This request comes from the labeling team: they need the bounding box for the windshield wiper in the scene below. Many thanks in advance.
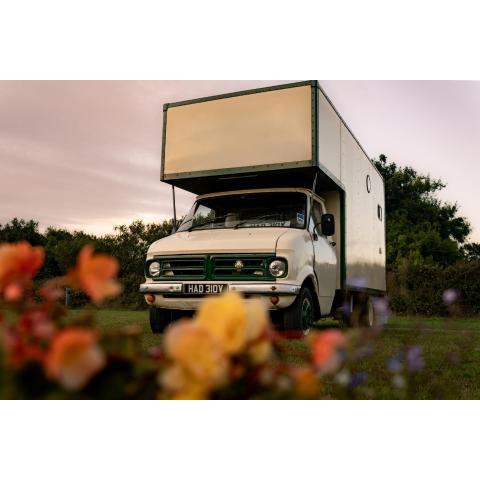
[187,214,229,232]
[233,214,281,229]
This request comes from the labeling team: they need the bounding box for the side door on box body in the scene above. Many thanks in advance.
[309,198,337,315]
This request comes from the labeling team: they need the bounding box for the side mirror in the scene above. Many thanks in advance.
[320,213,335,236]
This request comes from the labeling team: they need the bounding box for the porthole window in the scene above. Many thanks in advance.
[366,175,371,193]
[377,204,383,221]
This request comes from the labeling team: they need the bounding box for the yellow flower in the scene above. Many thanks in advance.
[195,292,249,354]
[245,297,273,364]
[164,321,228,388]
[160,365,209,400]
[245,297,270,341]
[248,339,273,365]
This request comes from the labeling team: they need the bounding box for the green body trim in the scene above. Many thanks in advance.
[340,190,346,289]
[164,80,316,110]
[163,160,314,181]
[146,254,287,281]
[346,286,387,295]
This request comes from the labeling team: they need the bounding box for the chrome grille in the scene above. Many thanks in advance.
[211,256,270,279]
[154,256,206,279]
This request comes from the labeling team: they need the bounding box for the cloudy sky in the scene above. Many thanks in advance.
[1,80,479,240]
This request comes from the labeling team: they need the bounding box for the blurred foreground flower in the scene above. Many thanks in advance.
[19,308,55,340]
[161,293,274,399]
[0,241,435,400]
[0,241,44,299]
[45,328,106,391]
[292,366,319,398]
[196,292,249,354]
[3,329,45,368]
[372,296,391,326]
[309,329,346,375]
[162,321,228,399]
[196,292,273,363]
[68,245,122,304]
[442,289,459,306]
[406,345,425,372]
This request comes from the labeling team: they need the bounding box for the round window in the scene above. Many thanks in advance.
[366,174,371,193]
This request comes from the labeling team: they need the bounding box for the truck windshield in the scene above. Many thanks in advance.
[177,192,307,232]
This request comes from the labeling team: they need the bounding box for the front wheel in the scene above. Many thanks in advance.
[281,287,316,337]
[149,307,172,333]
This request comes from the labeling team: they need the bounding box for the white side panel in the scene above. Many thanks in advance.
[318,92,341,179]
[340,124,386,291]
[164,86,312,176]
[323,191,342,289]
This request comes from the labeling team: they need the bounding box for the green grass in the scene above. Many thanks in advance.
[79,309,480,399]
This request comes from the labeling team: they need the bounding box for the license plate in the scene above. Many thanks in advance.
[183,283,227,295]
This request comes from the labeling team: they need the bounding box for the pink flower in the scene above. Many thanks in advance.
[442,289,459,306]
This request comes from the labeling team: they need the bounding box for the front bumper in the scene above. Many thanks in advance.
[139,282,300,310]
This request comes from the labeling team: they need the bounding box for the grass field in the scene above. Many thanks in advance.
[82,309,480,399]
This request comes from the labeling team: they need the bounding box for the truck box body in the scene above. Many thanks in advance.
[161,81,386,293]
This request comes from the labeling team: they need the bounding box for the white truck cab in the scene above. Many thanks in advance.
[140,81,386,334]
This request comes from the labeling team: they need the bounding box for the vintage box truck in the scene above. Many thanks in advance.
[140,81,386,334]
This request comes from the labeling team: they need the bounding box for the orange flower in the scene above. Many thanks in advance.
[45,328,106,390]
[68,245,122,304]
[309,329,346,375]
[293,366,320,398]
[0,241,44,296]
[4,283,23,302]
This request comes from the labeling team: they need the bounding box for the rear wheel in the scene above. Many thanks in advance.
[361,296,376,328]
[341,293,376,328]
[282,286,316,337]
[347,293,377,328]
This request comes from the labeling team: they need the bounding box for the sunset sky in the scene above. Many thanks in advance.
[1,80,480,240]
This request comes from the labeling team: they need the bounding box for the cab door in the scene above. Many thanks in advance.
[309,198,338,316]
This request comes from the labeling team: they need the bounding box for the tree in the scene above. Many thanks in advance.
[374,154,471,267]
[0,218,45,246]
[97,219,176,308]
[460,243,480,262]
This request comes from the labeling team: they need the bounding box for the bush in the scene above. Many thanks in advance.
[388,259,480,316]
[0,218,176,310]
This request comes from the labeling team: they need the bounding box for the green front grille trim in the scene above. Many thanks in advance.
[146,254,287,281]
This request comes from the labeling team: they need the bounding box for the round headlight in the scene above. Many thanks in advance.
[269,259,287,277]
[149,261,161,277]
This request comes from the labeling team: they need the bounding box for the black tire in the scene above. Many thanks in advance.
[343,293,376,328]
[360,295,376,328]
[281,286,316,337]
[149,308,194,333]
[149,307,172,333]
